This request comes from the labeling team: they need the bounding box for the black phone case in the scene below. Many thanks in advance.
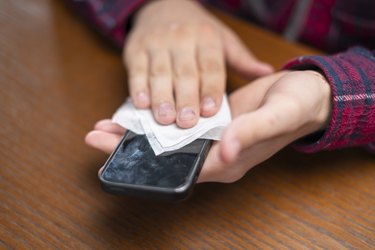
[98,131,212,201]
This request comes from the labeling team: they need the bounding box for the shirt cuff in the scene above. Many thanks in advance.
[65,0,146,48]
[283,46,375,153]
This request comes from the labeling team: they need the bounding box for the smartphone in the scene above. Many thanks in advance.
[99,130,212,201]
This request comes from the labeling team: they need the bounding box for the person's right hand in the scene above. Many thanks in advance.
[125,0,273,129]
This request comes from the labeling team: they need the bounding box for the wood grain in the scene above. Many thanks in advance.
[1,0,374,249]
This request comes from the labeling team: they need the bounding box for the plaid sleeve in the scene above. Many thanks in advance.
[283,47,375,153]
[64,0,146,48]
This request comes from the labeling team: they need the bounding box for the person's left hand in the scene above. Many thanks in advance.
[85,70,331,183]
[197,70,331,182]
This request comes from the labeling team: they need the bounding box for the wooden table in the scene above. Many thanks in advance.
[1,1,374,249]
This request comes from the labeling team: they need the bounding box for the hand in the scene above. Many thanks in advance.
[125,0,273,128]
[85,70,331,183]
[199,70,332,182]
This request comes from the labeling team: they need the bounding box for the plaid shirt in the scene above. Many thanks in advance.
[65,0,375,153]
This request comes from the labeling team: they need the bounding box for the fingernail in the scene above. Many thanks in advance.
[137,91,149,104]
[158,102,174,117]
[202,97,216,111]
[179,107,196,121]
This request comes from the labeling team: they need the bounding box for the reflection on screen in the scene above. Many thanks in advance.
[102,133,205,188]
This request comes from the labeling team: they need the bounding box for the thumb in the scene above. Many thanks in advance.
[222,29,273,78]
[220,98,297,163]
[219,113,267,164]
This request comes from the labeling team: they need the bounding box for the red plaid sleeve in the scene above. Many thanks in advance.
[64,0,146,48]
[283,47,375,153]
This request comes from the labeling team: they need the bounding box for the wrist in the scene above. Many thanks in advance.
[304,70,332,130]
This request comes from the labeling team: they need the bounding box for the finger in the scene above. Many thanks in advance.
[220,94,302,163]
[172,46,200,128]
[94,119,126,135]
[125,46,150,109]
[197,142,233,183]
[197,29,226,117]
[197,143,220,183]
[222,29,273,78]
[198,141,252,183]
[148,48,176,125]
[198,141,248,183]
[85,131,123,154]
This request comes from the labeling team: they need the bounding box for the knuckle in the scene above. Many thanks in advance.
[145,33,165,50]
[175,85,198,102]
[171,25,191,40]
[148,28,164,41]
[198,22,217,37]
[201,58,223,74]
[175,64,198,79]
[129,65,146,78]
[151,63,170,76]
[202,70,225,86]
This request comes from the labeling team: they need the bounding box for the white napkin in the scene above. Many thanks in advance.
[112,95,232,155]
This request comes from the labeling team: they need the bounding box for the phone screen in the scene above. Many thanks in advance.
[101,131,207,189]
